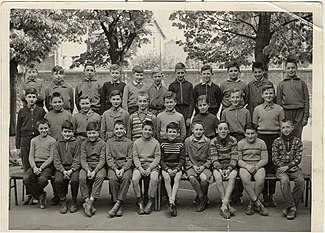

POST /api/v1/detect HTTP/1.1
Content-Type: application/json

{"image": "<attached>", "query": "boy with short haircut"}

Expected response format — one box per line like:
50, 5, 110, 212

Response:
75, 61, 102, 115
168, 62, 194, 135
238, 123, 269, 216
253, 84, 285, 207
132, 120, 161, 215
246, 62, 274, 116
210, 121, 238, 219
101, 90, 129, 141
44, 92, 73, 141
19, 64, 46, 108
276, 58, 310, 139
272, 119, 305, 220
122, 65, 147, 114
79, 122, 106, 217
45, 65, 74, 113
193, 64, 222, 116
100, 64, 126, 114
220, 62, 248, 111
185, 121, 211, 212
157, 91, 186, 142
192, 95, 219, 139
106, 120, 133, 218
53, 120, 81, 214
127, 91, 157, 141
148, 67, 168, 115
160, 122, 185, 217
23, 119, 56, 209
72, 95, 101, 141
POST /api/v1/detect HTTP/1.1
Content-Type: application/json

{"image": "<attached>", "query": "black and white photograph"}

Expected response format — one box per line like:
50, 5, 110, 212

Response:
1, 1, 322, 231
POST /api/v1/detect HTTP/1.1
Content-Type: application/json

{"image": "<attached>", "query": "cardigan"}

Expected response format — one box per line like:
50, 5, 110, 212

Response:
184, 135, 211, 170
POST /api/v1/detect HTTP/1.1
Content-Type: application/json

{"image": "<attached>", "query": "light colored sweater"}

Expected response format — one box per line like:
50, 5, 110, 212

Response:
237, 138, 268, 168
29, 135, 56, 169
122, 82, 147, 111
253, 103, 284, 134
133, 137, 161, 170
157, 110, 186, 141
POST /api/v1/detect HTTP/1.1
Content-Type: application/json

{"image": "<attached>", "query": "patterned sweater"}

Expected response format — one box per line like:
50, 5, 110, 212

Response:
127, 111, 157, 141
237, 138, 268, 168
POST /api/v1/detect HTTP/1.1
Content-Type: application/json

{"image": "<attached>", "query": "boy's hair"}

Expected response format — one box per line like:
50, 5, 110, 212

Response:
281, 119, 294, 126
142, 120, 154, 129
216, 120, 230, 129
137, 91, 149, 101
197, 95, 209, 104
36, 118, 50, 128
226, 62, 240, 72
110, 64, 121, 72
230, 88, 244, 97
84, 61, 95, 70
166, 122, 179, 132
25, 87, 38, 96
86, 122, 99, 131
132, 65, 144, 74
262, 84, 275, 93
191, 120, 204, 129
52, 65, 64, 73
285, 57, 298, 67
175, 62, 186, 71
151, 67, 162, 76
79, 95, 91, 102
244, 122, 257, 132
201, 64, 212, 73
163, 91, 177, 101
109, 90, 122, 98
62, 120, 74, 130
51, 92, 64, 101
252, 62, 264, 71
114, 119, 125, 128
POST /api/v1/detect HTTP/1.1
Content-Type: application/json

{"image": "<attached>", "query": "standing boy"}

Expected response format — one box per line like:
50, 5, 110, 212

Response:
45, 65, 74, 113
193, 64, 222, 116
106, 120, 133, 218
253, 84, 284, 207
75, 61, 102, 115
276, 58, 310, 139
132, 120, 161, 215
272, 119, 305, 220
100, 64, 126, 114
122, 65, 147, 114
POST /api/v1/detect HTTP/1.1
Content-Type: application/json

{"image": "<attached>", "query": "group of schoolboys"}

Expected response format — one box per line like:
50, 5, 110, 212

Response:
16, 58, 309, 221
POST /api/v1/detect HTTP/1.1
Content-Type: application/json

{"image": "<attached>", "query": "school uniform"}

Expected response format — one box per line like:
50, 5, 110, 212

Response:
127, 110, 157, 141
122, 81, 147, 114
44, 109, 73, 141
192, 112, 219, 139
19, 77, 46, 107
220, 79, 248, 110
148, 83, 168, 116
72, 110, 101, 140
75, 77, 101, 114
100, 80, 126, 114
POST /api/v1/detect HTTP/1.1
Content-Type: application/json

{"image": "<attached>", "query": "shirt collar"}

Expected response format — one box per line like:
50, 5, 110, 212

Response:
190, 135, 209, 143
133, 80, 143, 86
284, 75, 300, 81
83, 77, 97, 82
201, 81, 212, 86
26, 77, 37, 83
165, 109, 176, 114
110, 80, 120, 84
58, 136, 77, 142
53, 79, 66, 86
229, 105, 243, 111
81, 109, 94, 116
262, 102, 274, 109
28, 105, 36, 111
154, 83, 162, 90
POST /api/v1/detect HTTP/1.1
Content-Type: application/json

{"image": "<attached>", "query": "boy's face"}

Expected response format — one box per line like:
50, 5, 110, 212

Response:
192, 123, 204, 139
133, 72, 144, 84
197, 100, 210, 114
228, 67, 239, 80
137, 96, 149, 111
152, 73, 163, 86
201, 69, 212, 83
25, 68, 38, 80
51, 97, 64, 111
175, 68, 185, 81
80, 98, 91, 113
61, 128, 74, 141
245, 129, 257, 143
164, 98, 176, 111
230, 92, 242, 107
84, 65, 95, 79
285, 62, 297, 77
262, 88, 275, 103
53, 70, 65, 81
87, 130, 99, 142
253, 68, 264, 81
217, 123, 229, 139
38, 123, 49, 138
111, 69, 121, 82
114, 124, 125, 138
281, 122, 294, 136
25, 93, 37, 106
142, 125, 153, 139
167, 128, 178, 141
110, 95, 122, 109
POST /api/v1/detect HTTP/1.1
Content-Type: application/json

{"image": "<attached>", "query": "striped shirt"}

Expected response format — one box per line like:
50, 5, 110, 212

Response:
160, 139, 185, 170
127, 111, 157, 141
238, 138, 268, 168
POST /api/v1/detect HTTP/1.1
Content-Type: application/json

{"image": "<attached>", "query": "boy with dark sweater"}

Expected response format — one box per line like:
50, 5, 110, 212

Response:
100, 64, 126, 114
276, 58, 310, 139
160, 122, 185, 217
23, 119, 56, 209
148, 67, 168, 115
79, 122, 106, 217
132, 120, 161, 215
253, 84, 284, 207
272, 119, 305, 220
106, 120, 133, 218
193, 64, 222, 116
53, 120, 81, 214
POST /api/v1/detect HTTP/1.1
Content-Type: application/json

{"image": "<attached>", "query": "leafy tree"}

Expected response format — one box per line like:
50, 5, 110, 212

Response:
169, 11, 312, 69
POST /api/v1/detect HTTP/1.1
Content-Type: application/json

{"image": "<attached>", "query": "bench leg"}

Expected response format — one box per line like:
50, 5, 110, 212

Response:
14, 179, 18, 206
22, 183, 25, 202
305, 180, 310, 207
9, 178, 12, 210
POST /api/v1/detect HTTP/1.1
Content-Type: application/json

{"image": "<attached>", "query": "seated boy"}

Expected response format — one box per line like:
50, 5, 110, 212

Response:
238, 123, 268, 216
272, 119, 305, 220
185, 121, 211, 212
79, 122, 106, 217
53, 120, 81, 214
132, 120, 161, 215
160, 122, 185, 217
210, 121, 238, 219
106, 120, 133, 218
23, 119, 56, 209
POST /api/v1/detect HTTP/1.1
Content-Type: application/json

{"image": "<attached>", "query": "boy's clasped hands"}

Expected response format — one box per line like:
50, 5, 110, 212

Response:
193, 165, 205, 174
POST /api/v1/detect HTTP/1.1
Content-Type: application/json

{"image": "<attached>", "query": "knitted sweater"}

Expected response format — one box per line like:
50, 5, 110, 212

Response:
122, 81, 147, 111
100, 81, 126, 114
160, 138, 185, 171
184, 135, 211, 170
192, 112, 219, 139
45, 80, 74, 112
237, 138, 268, 168
127, 111, 157, 141
157, 110, 186, 141
220, 79, 248, 109
133, 137, 161, 170
75, 77, 101, 111
106, 136, 133, 171
80, 138, 106, 173
253, 103, 284, 134
72, 110, 101, 137
193, 82, 222, 112
221, 106, 251, 134
44, 109, 73, 140
29, 135, 56, 169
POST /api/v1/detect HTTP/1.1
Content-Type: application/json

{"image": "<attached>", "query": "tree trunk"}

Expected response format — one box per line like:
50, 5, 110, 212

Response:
10, 59, 18, 136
